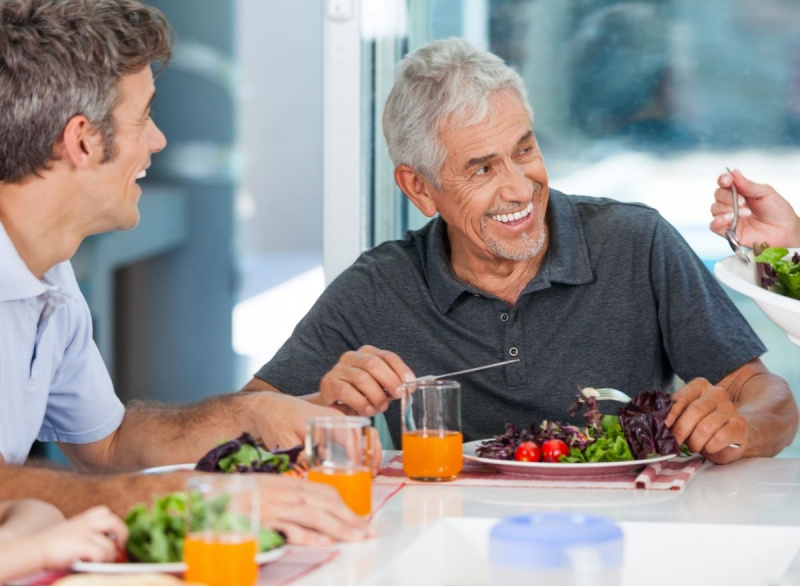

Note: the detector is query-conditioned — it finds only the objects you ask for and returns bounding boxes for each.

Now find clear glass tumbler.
[401,380,463,481]
[306,416,373,516]
[183,475,259,586]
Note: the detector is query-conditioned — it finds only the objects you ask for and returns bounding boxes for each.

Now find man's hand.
[246,391,345,452]
[666,378,747,464]
[318,345,416,417]
[244,391,383,473]
[255,475,375,545]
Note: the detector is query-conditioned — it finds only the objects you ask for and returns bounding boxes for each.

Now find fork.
[723,166,751,263]
[580,387,740,449]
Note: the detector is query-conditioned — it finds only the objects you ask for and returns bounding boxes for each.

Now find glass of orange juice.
[183,475,259,586]
[306,416,372,516]
[401,380,463,481]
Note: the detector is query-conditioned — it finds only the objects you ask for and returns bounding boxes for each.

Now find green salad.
[125,491,284,564]
[754,246,800,300]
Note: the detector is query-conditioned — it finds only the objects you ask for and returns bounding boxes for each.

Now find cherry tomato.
[513,441,541,462]
[541,439,570,463]
[114,546,128,563]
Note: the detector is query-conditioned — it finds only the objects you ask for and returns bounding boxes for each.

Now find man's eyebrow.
[464,130,535,171]
[465,152,496,171]
[142,91,156,115]
[517,130,534,145]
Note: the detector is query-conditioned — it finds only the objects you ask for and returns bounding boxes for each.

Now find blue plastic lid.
[489,512,623,569]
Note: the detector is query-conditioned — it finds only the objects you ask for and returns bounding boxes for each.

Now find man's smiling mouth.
[489,201,533,224]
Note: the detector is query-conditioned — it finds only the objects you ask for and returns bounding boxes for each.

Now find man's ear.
[54,115,102,170]
[395,165,439,217]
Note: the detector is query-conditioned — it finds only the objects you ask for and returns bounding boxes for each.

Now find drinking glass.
[306,416,373,516]
[401,380,463,481]
[183,475,259,586]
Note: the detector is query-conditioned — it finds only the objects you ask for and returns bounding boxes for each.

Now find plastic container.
[489,512,623,586]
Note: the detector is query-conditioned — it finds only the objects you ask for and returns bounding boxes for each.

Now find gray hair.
[0,0,172,183]
[382,38,533,189]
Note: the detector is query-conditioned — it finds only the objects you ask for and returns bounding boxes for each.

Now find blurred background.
[49,0,800,460]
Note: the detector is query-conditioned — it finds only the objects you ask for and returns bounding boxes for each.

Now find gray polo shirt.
[257,190,765,446]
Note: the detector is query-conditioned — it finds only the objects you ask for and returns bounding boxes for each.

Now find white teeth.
[492,202,533,224]
[136,170,146,179]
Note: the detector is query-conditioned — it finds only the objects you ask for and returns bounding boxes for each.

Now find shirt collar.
[0,220,53,302]
[425,189,595,313]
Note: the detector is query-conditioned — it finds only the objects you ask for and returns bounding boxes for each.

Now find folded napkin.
[376,455,707,491]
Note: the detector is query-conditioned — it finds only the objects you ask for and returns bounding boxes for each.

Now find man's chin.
[119,211,141,232]
[486,231,546,261]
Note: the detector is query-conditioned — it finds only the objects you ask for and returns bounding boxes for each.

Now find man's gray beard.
[484,222,547,261]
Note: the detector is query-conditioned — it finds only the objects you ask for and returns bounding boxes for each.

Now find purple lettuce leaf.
[618,390,680,459]
[195,432,301,473]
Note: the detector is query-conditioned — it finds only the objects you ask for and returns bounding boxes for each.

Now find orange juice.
[402,430,463,480]
[307,466,372,516]
[183,532,258,586]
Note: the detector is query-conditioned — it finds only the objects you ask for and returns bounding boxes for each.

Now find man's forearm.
[734,372,799,456]
[0,465,188,518]
[107,393,260,470]
[103,389,340,471]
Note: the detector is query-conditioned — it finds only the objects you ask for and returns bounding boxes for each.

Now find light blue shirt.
[0,221,124,464]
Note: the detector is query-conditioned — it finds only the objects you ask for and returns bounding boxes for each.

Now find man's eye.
[475,165,490,176]
[517,146,533,156]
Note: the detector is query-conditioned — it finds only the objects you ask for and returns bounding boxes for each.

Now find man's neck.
[449,232,549,308]
[0,181,82,280]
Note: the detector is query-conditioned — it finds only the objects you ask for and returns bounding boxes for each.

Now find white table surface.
[290,453,800,586]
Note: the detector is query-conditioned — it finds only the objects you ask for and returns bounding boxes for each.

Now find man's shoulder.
[348,221,434,273]
[555,192,665,239]
[564,192,662,222]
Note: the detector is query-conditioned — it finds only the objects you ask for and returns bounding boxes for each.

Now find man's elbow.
[240,377,281,393]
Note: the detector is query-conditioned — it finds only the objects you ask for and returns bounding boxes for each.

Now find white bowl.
[714,248,800,346]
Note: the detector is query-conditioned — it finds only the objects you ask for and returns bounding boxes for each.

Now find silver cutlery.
[414,358,520,382]
[723,166,751,263]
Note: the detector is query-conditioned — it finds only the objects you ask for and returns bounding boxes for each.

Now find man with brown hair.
[0,0,372,545]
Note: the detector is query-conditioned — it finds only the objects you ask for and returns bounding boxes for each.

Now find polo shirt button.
[500,313,509,322]
[509,347,519,357]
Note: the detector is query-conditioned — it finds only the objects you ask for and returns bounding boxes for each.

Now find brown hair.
[0,0,172,183]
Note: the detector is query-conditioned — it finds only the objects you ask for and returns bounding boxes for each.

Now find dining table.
[12,453,800,586]
[278,452,800,586]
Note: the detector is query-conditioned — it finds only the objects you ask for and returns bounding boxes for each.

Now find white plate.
[71,546,286,574]
[714,248,800,345]
[463,440,677,478]
[140,463,196,474]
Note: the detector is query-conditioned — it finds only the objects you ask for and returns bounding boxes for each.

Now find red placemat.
[376,455,707,491]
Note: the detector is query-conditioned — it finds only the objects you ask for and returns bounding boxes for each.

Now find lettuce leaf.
[124,491,285,564]
[195,432,302,474]
[618,390,681,460]
[754,247,800,300]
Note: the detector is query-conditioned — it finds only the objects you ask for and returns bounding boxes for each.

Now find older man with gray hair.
[245,38,798,464]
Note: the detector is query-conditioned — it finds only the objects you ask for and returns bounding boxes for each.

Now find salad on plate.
[475,389,682,464]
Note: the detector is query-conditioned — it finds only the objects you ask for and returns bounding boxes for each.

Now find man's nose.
[150,121,167,153]
[498,162,532,200]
